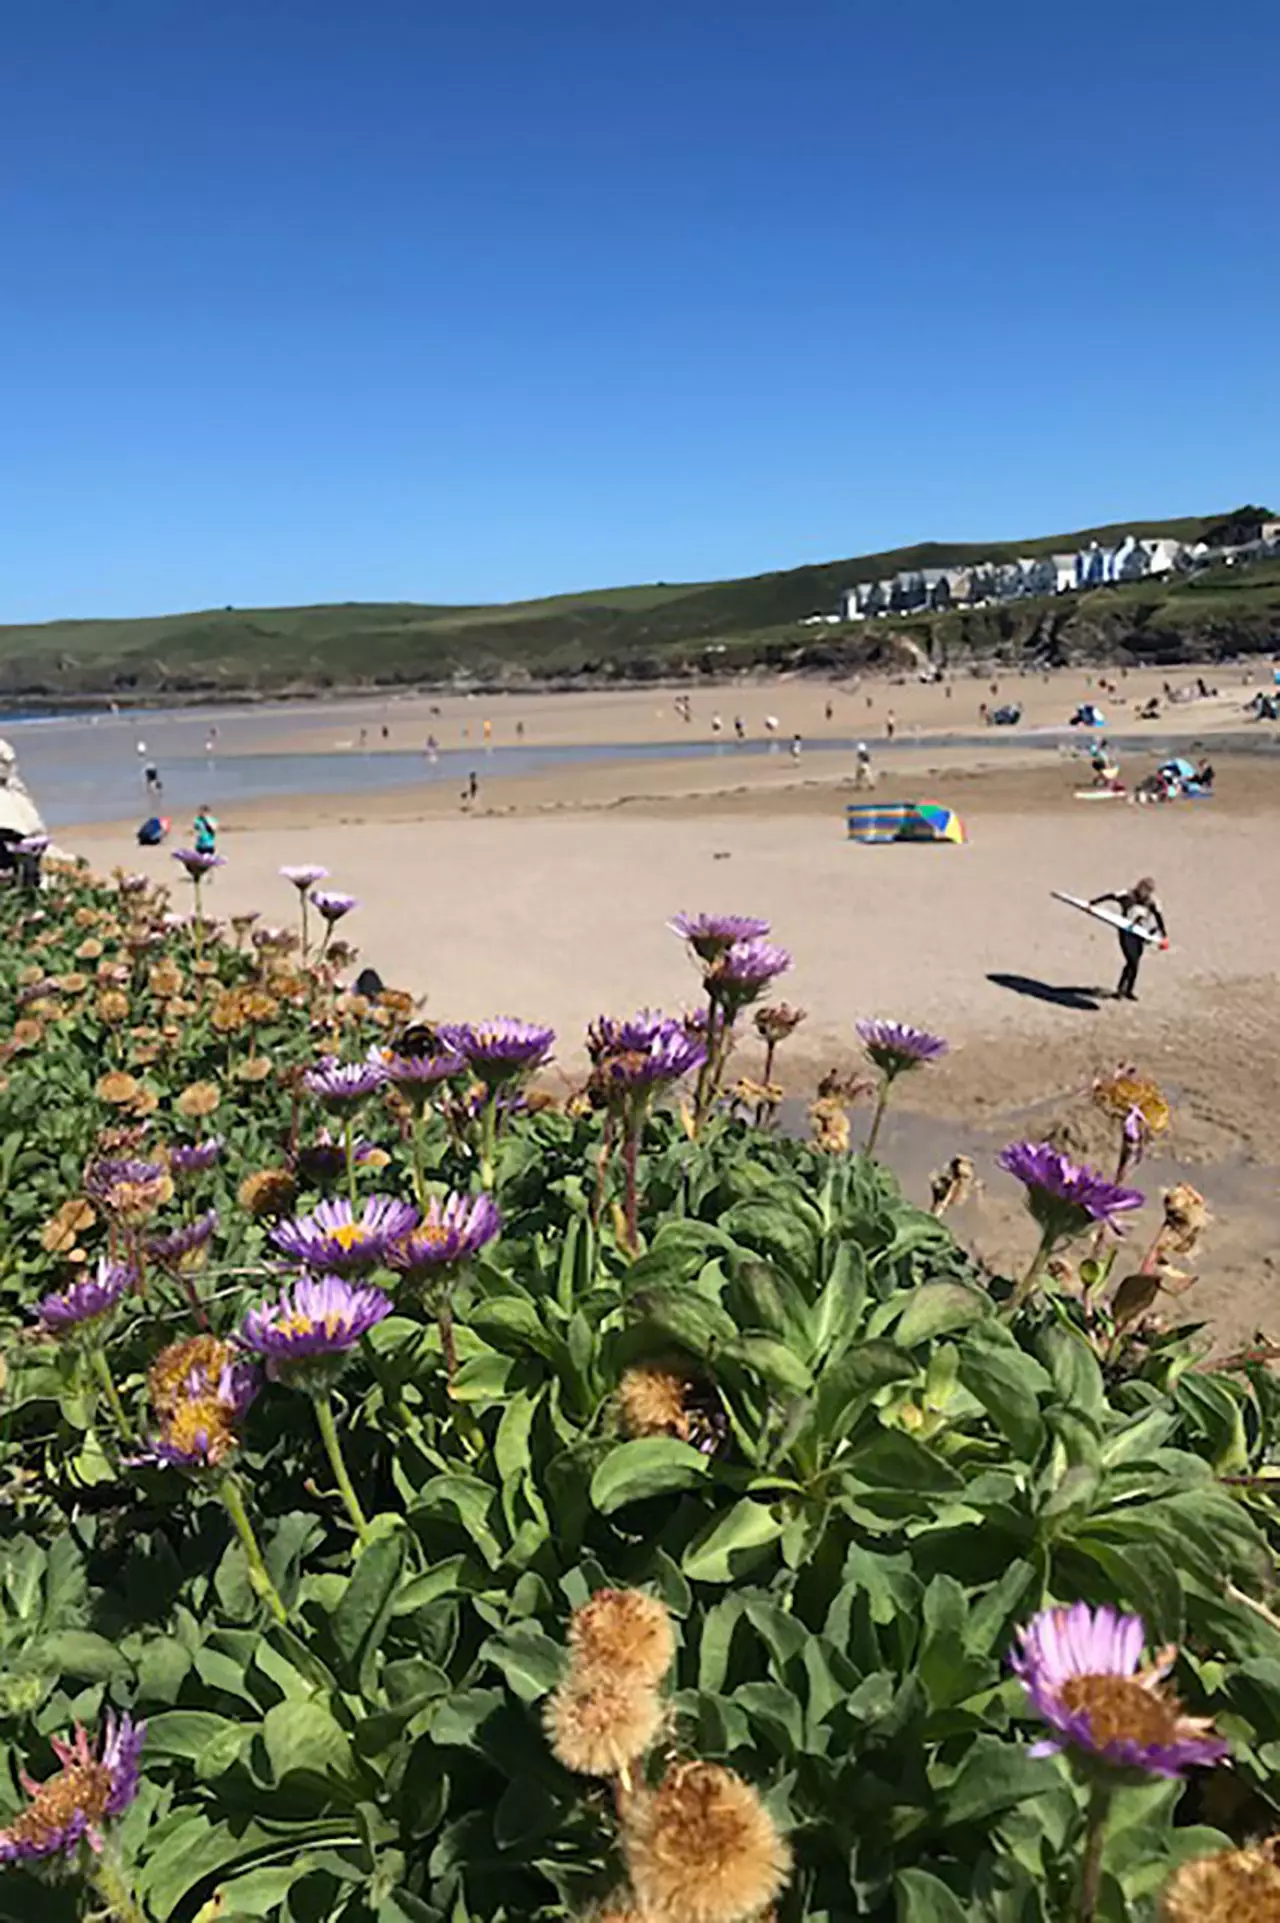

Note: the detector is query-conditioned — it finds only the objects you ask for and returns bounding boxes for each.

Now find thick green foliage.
[2,867,1279,1921]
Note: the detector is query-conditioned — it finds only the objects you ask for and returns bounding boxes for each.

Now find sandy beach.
[49,671,1280,1346]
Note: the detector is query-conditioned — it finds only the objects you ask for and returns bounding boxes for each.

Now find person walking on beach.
[1090,875,1167,1002]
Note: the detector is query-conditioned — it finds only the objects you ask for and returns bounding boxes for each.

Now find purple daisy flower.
[311,889,357,924]
[378,1045,468,1091]
[280,864,329,891]
[239,1274,393,1384]
[387,1190,502,1281]
[172,848,225,880]
[708,937,793,1010]
[270,1195,420,1274]
[15,834,49,858]
[1011,1603,1228,1778]
[36,1259,133,1335]
[998,1141,1144,1245]
[84,1153,165,1199]
[303,1058,388,1107]
[168,1137,223,1177]
[588,1011,707,1094]
[669,911,772,962]
[856,1018,950,1079]
[146,1210,219,1271]
[438,1019,555,1085]
[0,1711,146,1863]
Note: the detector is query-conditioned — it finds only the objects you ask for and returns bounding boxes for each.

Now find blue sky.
[4,0,1276,621]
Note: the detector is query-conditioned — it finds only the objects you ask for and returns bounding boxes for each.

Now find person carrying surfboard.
[1089,876,1167,1002]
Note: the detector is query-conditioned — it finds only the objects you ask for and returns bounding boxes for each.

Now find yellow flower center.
[1059,1673,1181,1749]
[330,1223,371,1251]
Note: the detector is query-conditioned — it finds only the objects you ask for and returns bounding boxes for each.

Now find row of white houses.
[840,522,1280,620]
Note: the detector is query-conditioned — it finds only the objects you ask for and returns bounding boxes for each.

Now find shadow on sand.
[987,972,1106,1013]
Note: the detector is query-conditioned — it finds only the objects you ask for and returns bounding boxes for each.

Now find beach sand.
[62,693,1280,1346]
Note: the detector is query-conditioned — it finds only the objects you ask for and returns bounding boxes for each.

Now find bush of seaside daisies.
[1,858,1280,1921]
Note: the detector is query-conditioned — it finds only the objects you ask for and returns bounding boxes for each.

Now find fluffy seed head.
[568,1590,676,1689]
[1160,1840,1280,1921]
[544,1672,664,1778]
[624,1761,792,1923]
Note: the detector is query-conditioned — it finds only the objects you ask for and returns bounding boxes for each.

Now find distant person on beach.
[854,741,873,789]
[1090,876,1167,1003]
[790,733,802,760]
[516,720,525,740]
[381,725,389,741]
[764,715,778,734]
[193,806,218,855]
[463,771,479,805]
[885,711,896,740]
[733,715,745,739]
[824,700,834,721]
[425,734,439,762]
[144,764,162,796]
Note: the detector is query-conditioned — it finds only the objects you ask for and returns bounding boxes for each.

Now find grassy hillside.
[1,509,1276,697]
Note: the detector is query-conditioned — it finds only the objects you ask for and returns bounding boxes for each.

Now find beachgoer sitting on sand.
[1090,876,1167,1002]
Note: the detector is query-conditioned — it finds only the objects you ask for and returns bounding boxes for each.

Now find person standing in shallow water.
[1090,875,1167,1002]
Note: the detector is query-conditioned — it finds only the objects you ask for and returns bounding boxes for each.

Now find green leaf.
[332,1533,405,1693]
[1038,1323,1105,1421]
[682,1500,785,1584]
[938,1734,1058,1826]
[144,1710,244,1763]
[847,1429,965,1493]
[812,1341,916,1447]
[263,1698,354,1785]
[35,1630,127,1682]
[718,1334,814,1395]
[589,1437,714,1514]
[894,1283,990,1347]
[480,1626,565,1702]
[957,1339,1050,1458]
[895,1868,970,1922]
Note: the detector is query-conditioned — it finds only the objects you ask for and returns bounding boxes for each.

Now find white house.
[1051,552,1080,593]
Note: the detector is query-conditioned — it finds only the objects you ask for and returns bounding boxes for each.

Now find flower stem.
[622,1113,641,1256]
[91,1346,133,1442]
[192,877,203,961]
[343,1114,358,1211]
[863,1077,891,1159]
[1078,1779,1113,1922]
[1008,1229,1054,1315]
[478,1095,498,1188]
[300,892,310,963]
[410,1110,428,1209]
[90,1846,149,1923]
[313,1390,370,1546]
[219,1472,288,1624]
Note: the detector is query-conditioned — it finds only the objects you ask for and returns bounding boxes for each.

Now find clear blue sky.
[4,0,1276,621]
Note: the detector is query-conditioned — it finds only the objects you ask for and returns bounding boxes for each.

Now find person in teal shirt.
[193,806,218,855]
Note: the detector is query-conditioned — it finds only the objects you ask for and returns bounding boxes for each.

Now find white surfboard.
[1051,891,1167,946]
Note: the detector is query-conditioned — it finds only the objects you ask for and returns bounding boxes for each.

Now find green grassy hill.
[2,508,1276,697]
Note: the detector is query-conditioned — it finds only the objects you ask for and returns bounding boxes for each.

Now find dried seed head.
[624,1761,791,1923]
[618,1365,695,1442]
[1160,1838,1280,1921]
[176,1082,221,1119]
[1162,1184,1210,1255]
[238,1168,298,1219]
[543,1672,663,1778]
[569,1590,675,1689]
